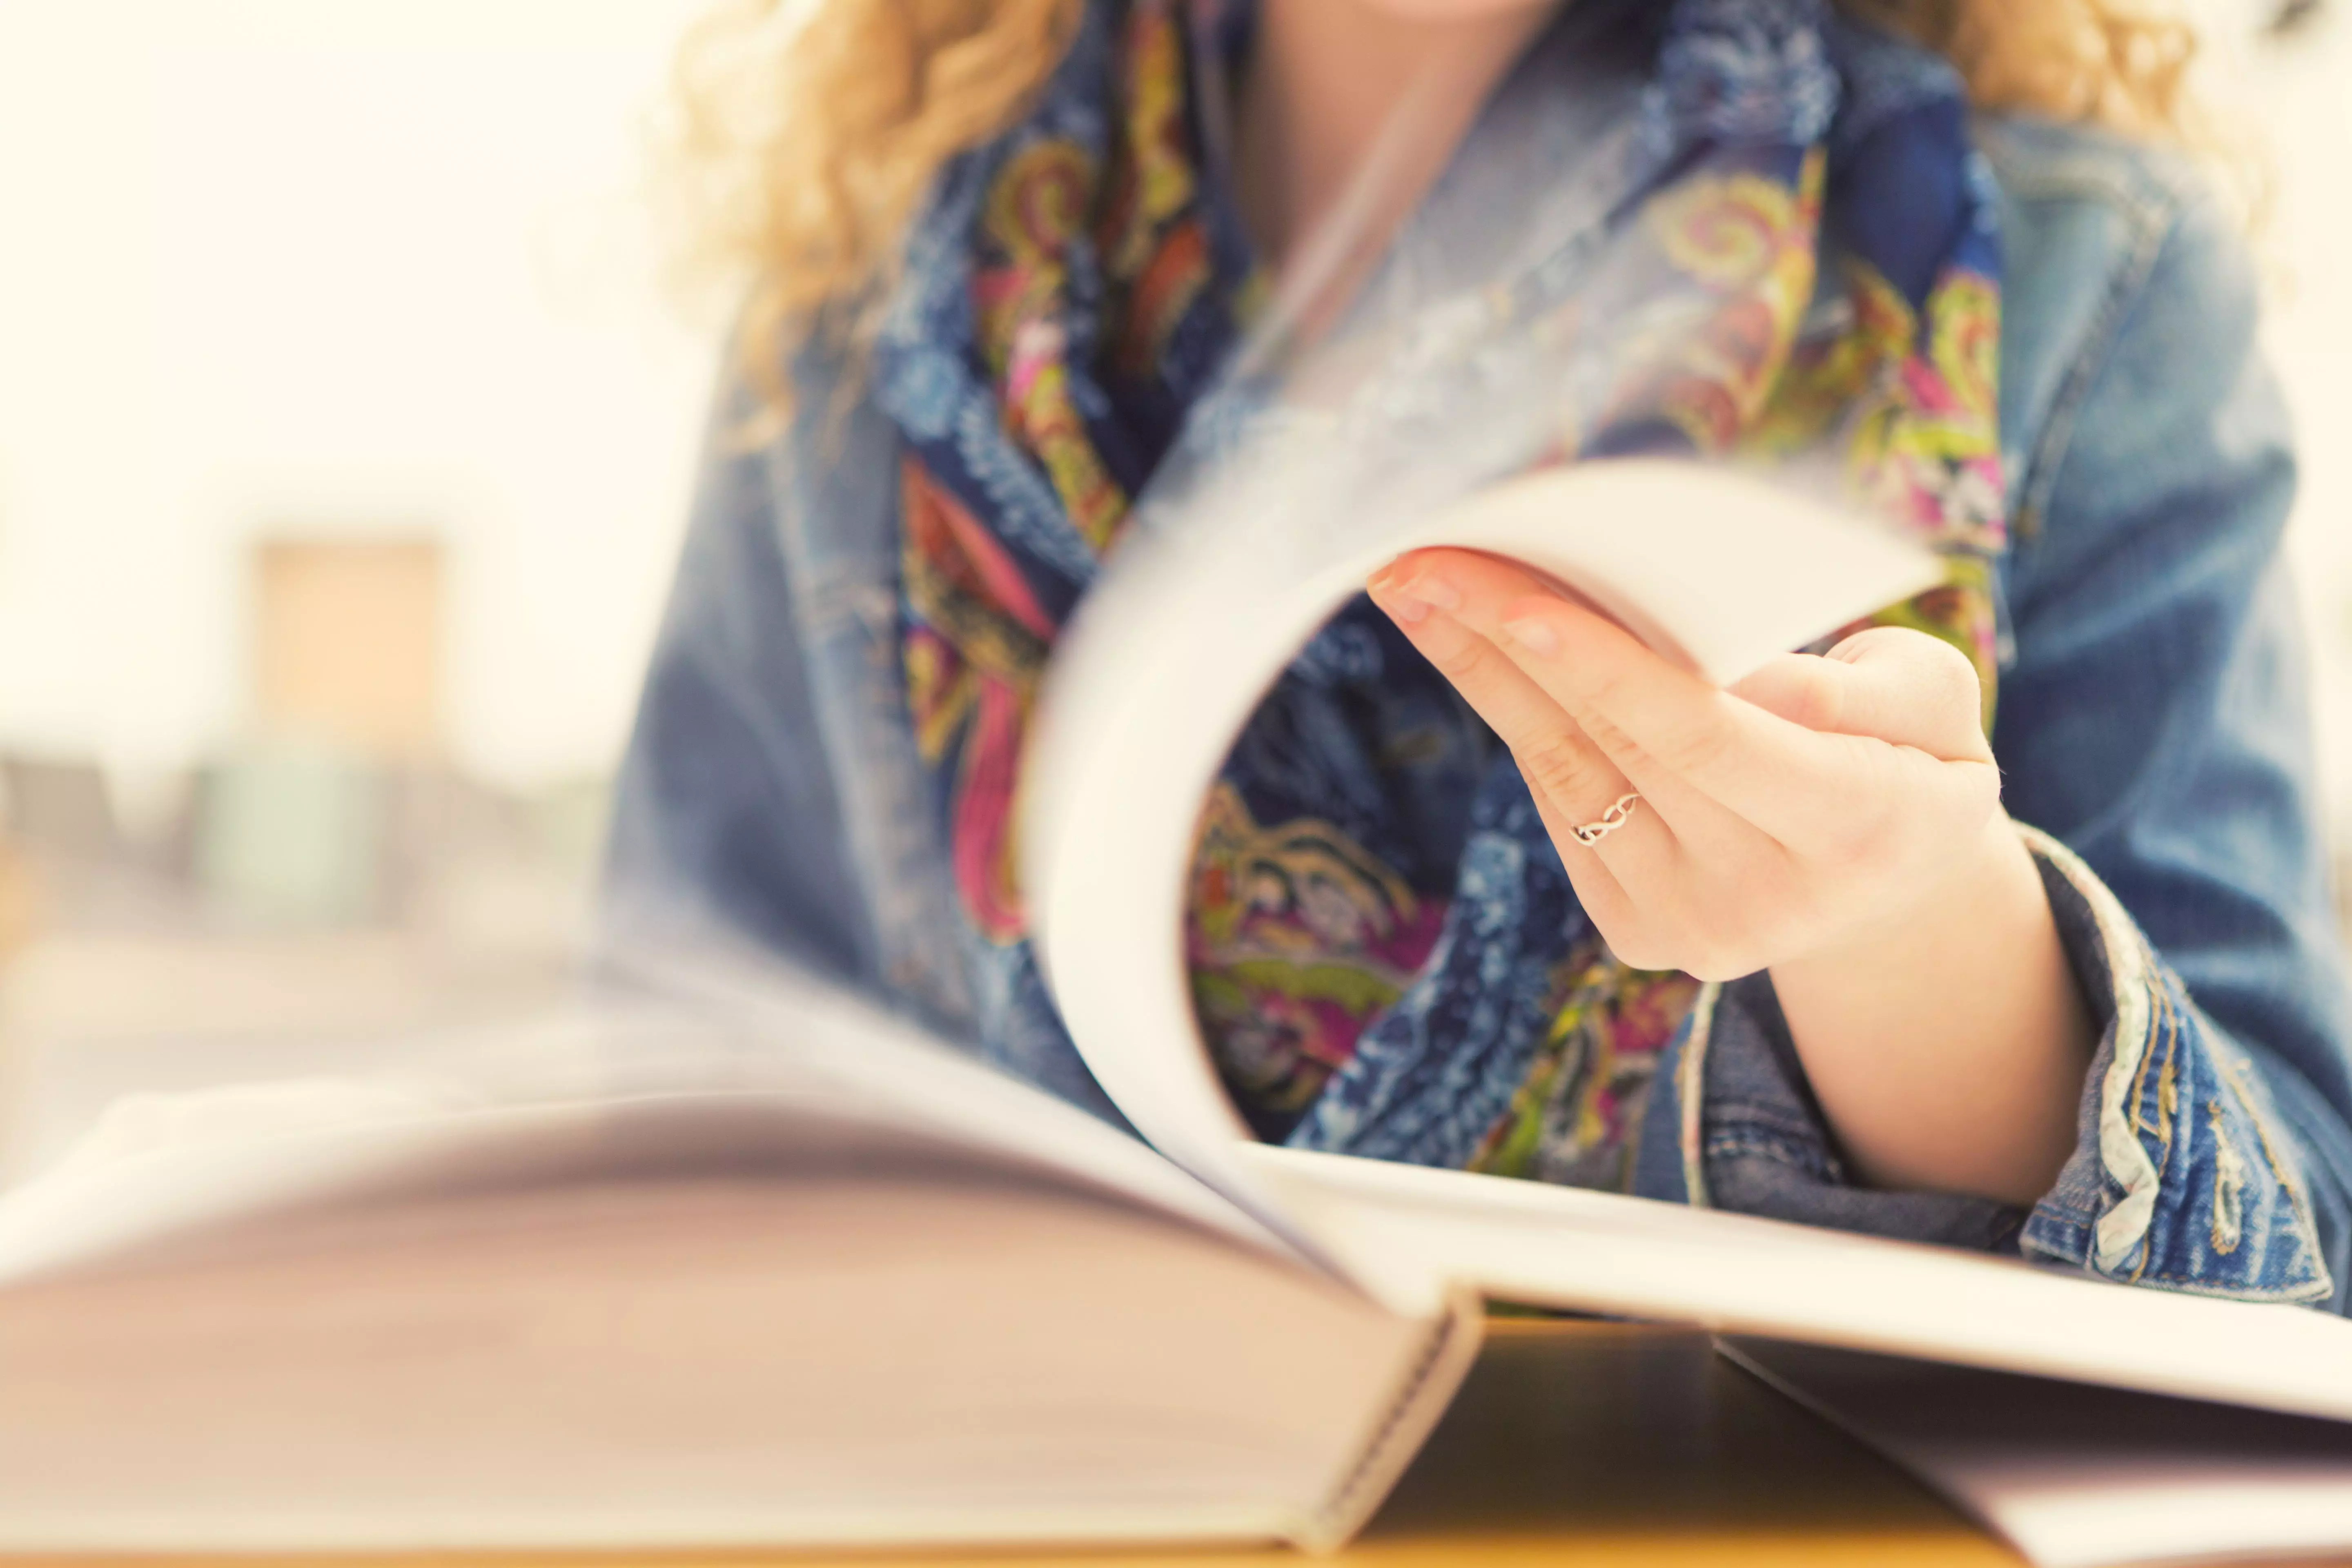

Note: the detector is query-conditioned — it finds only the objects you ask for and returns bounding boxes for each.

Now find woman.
[611,0,2352,1310]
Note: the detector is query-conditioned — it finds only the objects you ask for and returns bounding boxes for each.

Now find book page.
[0,1139,1451,1554]
[0,976,1296,1289]
[1017,419,2352,1429]
[1722,1338,2352,1568]
[1021,457,1938,1301]
[1247,1144,2352,1423]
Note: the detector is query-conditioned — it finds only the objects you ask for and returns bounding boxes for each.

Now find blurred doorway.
[253,537,444,759]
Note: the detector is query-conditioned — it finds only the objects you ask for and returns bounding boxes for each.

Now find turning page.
[1018,436,2352,1404]
[1250,1145,2352,1424]
[0,973,1292,1290]
[1022,457,1938,1232]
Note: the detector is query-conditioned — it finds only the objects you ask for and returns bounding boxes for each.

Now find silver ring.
[1570,792,1641,846]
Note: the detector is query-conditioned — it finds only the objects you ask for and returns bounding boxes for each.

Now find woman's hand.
[1365,548,1997,978]
[1366,546,2093,1206]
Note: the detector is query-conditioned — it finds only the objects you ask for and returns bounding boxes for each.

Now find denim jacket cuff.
[2010,825,2334,1303]
[1638,825,2334,1304]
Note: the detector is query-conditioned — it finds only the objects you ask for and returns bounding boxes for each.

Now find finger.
[1730,630,1990,762]
[1487,581,1851,846]
[1499,591,2003,856]
[1512,740,1664,891]
[1365,572,1673,889]
[1376,550,1751,850]
[1388,552,1955,866]
[1367,570,1614,801]
[1523,779,1647,938]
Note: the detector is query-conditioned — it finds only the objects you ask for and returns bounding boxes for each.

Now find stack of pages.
[2,461,2348,1563]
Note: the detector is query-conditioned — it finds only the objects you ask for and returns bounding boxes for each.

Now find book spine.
[1294,1290,1488,1553]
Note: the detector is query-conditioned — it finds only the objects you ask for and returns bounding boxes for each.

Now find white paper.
[0,981,1294,1289]
[1723,1338,2352,1568]
[1022,458,1939,1271]
[1021,434,2352,1449]
[1244,1146,2352,1425]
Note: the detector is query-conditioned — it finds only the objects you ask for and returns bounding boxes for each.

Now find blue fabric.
[865,0,2014,1169]
[604,23,2352,1310]
[1625,118,2352,1309]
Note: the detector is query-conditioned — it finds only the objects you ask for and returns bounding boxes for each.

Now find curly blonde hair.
[671,0,2198,409]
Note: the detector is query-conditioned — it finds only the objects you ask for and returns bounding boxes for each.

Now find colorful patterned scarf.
[874,0,2005,1185]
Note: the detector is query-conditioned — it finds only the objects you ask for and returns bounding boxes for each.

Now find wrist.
[1769,810,2093,1205]
[1792,809,2043,980]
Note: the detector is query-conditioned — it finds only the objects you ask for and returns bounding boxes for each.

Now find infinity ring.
[1570,792,1642,847]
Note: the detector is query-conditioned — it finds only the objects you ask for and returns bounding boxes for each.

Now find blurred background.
[0,0,2343,1169]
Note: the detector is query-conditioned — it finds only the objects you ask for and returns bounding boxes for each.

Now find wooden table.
[959,1319,2024,1568]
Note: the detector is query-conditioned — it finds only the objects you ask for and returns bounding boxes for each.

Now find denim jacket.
[607,113,2352,1314]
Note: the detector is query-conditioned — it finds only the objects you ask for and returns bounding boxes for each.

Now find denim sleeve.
[1635,175,2352,1311]
[600,375,882,987]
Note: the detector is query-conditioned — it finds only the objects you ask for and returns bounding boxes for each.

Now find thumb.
[1729,628,1989,762]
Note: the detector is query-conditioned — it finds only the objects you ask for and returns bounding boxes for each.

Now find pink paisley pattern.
[1470,942,1702,1189]
[903,0,1217,944]
[1612,155,1827,452]
[900,460,1051,942]
[1187,784,1452,1123]
[902,0,2006,1182]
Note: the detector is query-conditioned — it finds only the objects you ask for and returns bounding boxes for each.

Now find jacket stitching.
[2114,1264,2330,1304]
[1701,1101,1840,1147]
[2207,1098,2245,1256]
[2013,204,2171,543]
[2125,984,2183,1286]
[2212,1043,2334,1301]
[1977,126,2179,545]
[2149,983,2184,1179]
[765,430,978,1024]
[2015,824,2164,1272]
[1678,981,1722,1209]
[2022,829,2330,1302]
[1702,1129,1840,1180]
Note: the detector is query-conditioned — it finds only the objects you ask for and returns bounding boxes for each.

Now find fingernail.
[1396,570,1461,611]
[1374,587,1430,624]
[1503,617,1558,655]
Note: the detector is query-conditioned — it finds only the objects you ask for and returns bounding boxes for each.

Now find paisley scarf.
[873,0,2005,1185]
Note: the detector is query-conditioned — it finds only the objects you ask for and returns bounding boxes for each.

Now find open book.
[3,460,2350,1557]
